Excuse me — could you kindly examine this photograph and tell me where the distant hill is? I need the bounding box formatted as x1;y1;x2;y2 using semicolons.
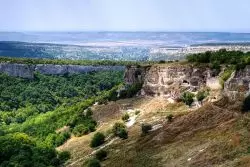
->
0;41;150;61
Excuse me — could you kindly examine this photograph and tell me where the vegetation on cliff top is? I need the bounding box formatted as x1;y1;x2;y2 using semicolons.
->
0;56;155;66
187;49;250;69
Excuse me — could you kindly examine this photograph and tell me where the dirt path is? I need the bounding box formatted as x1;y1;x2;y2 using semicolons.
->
67;108;140;166
67;138;117;167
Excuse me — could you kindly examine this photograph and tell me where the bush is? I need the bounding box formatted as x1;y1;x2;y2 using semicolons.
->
119;83;143;98
86;158;101;167
166;114;173;122
72;124;89;137
58;151;71;162
135;110;140;115
181;92;194;106
141;124;152;134
159;60;166;64
210;61;220;71
219;66;235;87
186;49;247;66
85;108;93;118
122;113;130;122
242;95;250;112
196;91;207;102
117;128;128;139
95;150;108;161
112;122;128;139
45;132;70;147
90;132;105;148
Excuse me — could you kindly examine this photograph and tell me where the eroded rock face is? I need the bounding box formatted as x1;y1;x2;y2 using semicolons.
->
224;66;250;100
0;63;35;78
125;65;220;99
142;65;213;98
124;66;148;85
35;64;68;75
0;63;125;78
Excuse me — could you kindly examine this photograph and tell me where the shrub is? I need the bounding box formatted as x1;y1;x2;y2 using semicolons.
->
98;98;108;105
159;60;166;64
86;158;101;167
219;66;235;87
196;91;207;102
72;124;89;137
88;123;96;132
210;61;220;71
112;122;126;135
90;132;105;148
0;129;5;136
122;113;130;122
119;83;143;98
181;91;194;106
112;122;128;139
166;114;174;122
135;110;140;115
117;128;128;139
45;132;70;147
85;108;93;118
95;150;108;161
141;124;152;135
58;151;71;162
242;95;250;112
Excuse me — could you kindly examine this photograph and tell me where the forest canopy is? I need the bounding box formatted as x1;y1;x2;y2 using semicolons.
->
0;71;123;166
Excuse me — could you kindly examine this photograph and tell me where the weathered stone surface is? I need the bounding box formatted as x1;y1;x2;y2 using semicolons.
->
35;64;68;75
125;65;216;99
0;63;125;78
224;66;250;100
124;66;148;85
0;63;35;78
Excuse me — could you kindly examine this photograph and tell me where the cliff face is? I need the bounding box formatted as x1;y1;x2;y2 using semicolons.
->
125;64;223;99
0;63;35;78
224;66;250;100
0;63;125;78
124;66;148;85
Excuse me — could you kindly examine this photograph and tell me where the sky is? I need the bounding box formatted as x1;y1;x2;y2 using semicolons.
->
0;0;250;32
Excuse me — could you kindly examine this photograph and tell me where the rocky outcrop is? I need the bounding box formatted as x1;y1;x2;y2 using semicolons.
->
124;64;250;101
224;66;250;100
0;63;35;78
125;64;221;99
0;63;125;79
124;66;148;85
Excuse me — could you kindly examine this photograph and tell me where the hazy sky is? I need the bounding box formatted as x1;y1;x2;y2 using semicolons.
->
0;0;250;32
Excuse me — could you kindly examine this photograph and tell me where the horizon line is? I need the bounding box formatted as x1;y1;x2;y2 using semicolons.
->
0;30;250;34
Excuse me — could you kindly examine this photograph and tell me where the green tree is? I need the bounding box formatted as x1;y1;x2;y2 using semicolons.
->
112;122;128;139
73;124;89;137
90;132;105;148
95;150;108;161
181;92;194;106
122;113;130;122
196;91;207;102
86;158;101;167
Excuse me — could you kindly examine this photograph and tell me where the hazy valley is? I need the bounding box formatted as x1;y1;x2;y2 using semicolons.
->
1;49;250;167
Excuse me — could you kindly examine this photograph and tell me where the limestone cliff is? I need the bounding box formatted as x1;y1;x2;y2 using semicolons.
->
0;63;125;78
125;64;223;100
0;63;35;78
224;66;250;100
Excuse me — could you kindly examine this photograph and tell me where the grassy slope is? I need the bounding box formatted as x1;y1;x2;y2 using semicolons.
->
103;98;250;167
59;96;250;167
